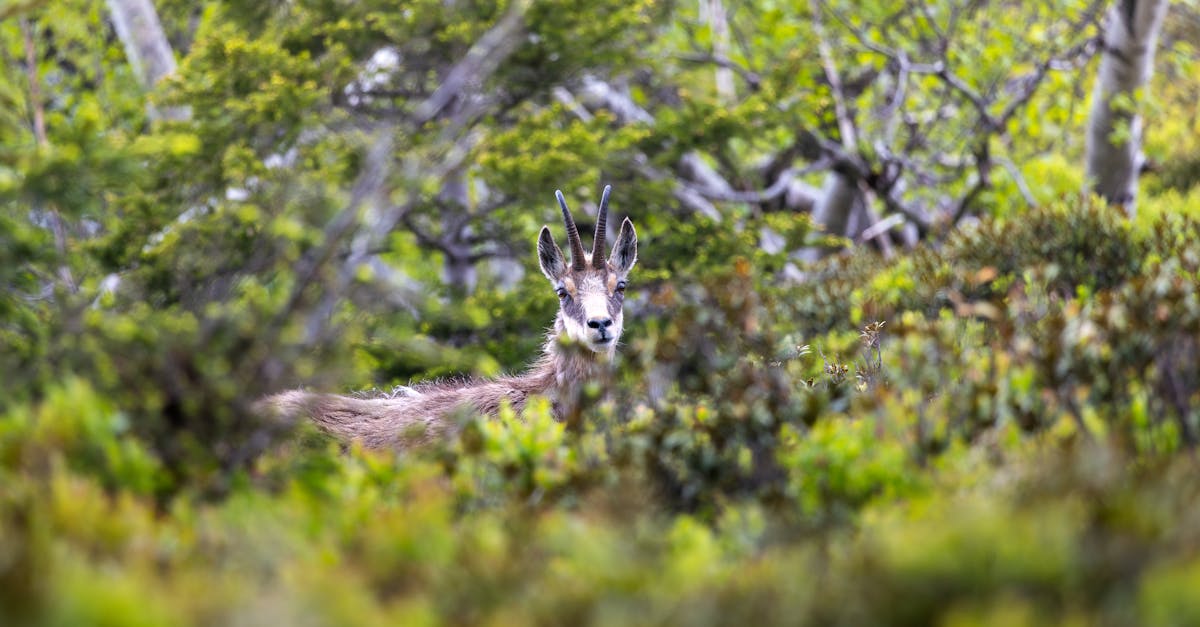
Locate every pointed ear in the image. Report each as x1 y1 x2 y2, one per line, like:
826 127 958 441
609 217 637 276
537 226 567 280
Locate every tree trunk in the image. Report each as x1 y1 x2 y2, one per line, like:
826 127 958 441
812 173 857 239
1085 0 1169 215
106 0 187 121
438 172 478 294
798 173 859 263
699 0 735 103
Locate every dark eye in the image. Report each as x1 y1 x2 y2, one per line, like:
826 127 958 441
615 281 627 293
555 287 568 299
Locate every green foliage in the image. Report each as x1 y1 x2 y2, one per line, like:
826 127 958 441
7 186 1200 624
4 0 1200 624
788 197 1146 335
780 416 920 523
1145 34 1200 195
0 378 162 496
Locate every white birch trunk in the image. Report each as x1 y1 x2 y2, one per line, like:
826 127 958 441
1085 0 1169 215
699 0 735 102
106 0 188 121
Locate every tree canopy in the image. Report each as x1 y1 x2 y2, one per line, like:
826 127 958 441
2 1 1200 624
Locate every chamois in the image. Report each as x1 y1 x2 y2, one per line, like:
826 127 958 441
260 185 638 449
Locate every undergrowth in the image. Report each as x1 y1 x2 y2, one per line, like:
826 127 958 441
4 197 1200 625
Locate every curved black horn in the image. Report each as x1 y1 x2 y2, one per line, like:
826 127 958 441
556 190 587 270
592 185 611 269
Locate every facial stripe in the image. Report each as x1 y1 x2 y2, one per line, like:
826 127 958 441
561 293 584 322
552 267 627 352
582 289 609 322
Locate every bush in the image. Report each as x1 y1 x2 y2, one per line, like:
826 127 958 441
5 197 1200 624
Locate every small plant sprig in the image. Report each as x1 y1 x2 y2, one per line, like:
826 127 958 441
818 348 851 387
790 323 885 391
857 321 887 391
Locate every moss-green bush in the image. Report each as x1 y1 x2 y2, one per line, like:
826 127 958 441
6 195 1200 625
7 0 1200 621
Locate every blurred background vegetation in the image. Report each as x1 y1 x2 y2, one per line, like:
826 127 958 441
2 0 1200 624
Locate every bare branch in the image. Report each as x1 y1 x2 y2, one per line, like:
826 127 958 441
935 65 998 130
563 81 745 220
818 0 943 73
949 142 991 227
859 212 905 243
552 87 594 121
412 0 529 126
673 52 761 90
273 130 395 337
997 156 1036 208
627 153 722 220
577 75 655 124
879 53 910 144
854 196 895 259
810 0 859 149
400 211 456 257
996 35 1101 127
679 152 736 197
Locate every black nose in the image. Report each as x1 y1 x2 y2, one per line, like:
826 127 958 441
587 317 613 330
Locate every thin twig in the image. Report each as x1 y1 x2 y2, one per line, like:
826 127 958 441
271 131 395 336
20 19 46 145
997 156 1036 207
810 0 858 149
673 52 762 90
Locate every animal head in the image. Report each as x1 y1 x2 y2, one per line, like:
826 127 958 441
537 185 638 354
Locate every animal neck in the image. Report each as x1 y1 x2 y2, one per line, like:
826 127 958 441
550 314 611 378
522 313 613 421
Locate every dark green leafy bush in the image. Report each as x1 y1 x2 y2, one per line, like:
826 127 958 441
6 0 1200 623
3 196 1200 624
787 198 1147 336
